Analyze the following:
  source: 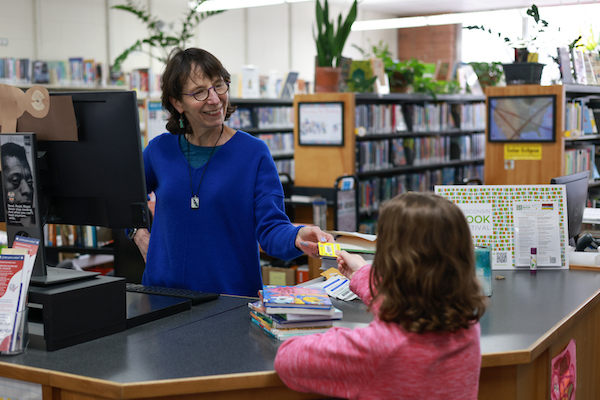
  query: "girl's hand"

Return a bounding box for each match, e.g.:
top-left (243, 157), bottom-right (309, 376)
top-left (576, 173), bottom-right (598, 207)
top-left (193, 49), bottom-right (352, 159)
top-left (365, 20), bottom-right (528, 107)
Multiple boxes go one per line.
top-left (336, 250), bottom-right (367, 280)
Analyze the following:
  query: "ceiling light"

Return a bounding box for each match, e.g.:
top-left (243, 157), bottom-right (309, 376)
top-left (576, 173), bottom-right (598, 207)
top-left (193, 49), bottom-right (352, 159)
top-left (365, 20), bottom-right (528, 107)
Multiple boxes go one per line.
top-left (352, 9), bottom-right (526, 31)
top-left (195, 0), bottom-right (310, 12)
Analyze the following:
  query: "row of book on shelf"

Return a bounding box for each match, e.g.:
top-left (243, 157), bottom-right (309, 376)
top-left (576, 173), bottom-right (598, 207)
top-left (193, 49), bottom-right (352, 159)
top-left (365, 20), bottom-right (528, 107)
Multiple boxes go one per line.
top-left (564, 145), bottom-right (600, 179)
top-left (558, 47), bottom-right (600, 86)
top-left (358, 164), bottom-right (485, 216)
top-left (44, 224), bottom-right (112, 249)
top-left (257, 133), bottom-right (294, 157)
top-left (565, 99), bottom-right (599, 137)
top-left (354, 102), bottom-right (486, 135)
top-left (0, 57), bottom-right (104, 87)
top-left (225, 106), bottom-right (294, 130)
top-left (356, 134), bottom-right (485, 173)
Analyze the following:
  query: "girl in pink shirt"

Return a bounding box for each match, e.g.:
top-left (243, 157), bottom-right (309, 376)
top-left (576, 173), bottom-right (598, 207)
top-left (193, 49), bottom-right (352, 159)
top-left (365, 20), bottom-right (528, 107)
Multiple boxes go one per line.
top-left (275, 192), bottom-right (487, 399)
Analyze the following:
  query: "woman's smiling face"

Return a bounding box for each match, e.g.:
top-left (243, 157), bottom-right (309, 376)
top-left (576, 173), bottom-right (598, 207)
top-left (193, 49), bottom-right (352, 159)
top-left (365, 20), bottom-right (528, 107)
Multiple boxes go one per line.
top-left (171, 65), bottom-right (229, 133)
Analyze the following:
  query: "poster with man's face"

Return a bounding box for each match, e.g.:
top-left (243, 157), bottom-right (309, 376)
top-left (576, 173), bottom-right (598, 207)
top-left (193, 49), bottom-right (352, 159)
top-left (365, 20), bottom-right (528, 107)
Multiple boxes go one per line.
top-left (0, 134), bottom-right (36, 227)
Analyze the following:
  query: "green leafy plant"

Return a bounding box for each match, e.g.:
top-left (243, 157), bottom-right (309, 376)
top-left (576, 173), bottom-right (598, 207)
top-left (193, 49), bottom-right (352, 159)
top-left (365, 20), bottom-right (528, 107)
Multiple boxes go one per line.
top-left (413, 76), bottom-right (460, 97)
top-left (371, 42), bottom-right (425, 87)
top-left (111, 0), bottom-right (223, 72)
top-left (314, 0), bottom-right (358, 68)
top-left (464, 4), bottom-right (548, 54)
top-left (469, 61), bottom-right (504, 88)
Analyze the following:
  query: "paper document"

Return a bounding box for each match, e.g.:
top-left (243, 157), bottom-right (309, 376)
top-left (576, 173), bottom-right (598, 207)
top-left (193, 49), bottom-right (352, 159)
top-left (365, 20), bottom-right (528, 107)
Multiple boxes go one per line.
top-left (583, 207), bottom-right (600, 223)
top-left (513, 202), bottom-right (562, 267)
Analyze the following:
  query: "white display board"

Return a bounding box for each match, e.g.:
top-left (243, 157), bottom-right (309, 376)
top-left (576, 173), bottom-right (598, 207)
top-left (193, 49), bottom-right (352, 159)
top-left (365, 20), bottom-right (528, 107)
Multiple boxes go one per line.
top-left (436, 185), bottom-right (568, 270)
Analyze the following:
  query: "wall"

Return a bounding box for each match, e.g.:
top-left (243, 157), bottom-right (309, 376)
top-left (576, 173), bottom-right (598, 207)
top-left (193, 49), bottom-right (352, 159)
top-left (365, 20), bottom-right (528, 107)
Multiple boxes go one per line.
top-left (0, 0), bottom-right (399, 86)
top-left (397, 24), bottom-right (459, 65)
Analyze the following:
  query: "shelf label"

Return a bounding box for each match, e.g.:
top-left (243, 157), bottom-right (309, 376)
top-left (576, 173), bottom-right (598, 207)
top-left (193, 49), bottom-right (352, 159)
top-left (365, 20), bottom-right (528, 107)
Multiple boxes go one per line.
top-left (504, 143), bottom-right (542, 160)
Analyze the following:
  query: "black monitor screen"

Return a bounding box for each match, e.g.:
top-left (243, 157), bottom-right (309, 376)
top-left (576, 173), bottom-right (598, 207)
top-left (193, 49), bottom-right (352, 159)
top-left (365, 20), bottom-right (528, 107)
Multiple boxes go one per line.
top-left (551, 170), bottom-right (589, 243)
top-left (37, 91), bottom-right (149, 229)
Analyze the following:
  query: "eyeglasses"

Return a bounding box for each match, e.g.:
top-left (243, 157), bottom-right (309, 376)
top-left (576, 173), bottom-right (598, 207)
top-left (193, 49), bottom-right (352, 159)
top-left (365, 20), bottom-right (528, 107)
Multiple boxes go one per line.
top-left (182, 82), bottom-right (229, 102)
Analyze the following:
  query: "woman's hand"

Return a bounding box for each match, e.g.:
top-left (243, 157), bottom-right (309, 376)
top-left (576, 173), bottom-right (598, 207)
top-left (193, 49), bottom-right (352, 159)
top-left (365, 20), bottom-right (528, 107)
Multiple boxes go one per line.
top-left (295, 226), bottom-right (335, 258)
top-left (336, 250), bottom-right (367, 280)
top-left (133, 228), bottom-right (151, 262)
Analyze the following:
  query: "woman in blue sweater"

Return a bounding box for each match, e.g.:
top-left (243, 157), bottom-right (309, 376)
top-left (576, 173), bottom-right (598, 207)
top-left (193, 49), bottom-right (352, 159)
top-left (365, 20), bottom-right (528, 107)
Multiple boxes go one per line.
top-left (129, 48), bottom-right (333, 297)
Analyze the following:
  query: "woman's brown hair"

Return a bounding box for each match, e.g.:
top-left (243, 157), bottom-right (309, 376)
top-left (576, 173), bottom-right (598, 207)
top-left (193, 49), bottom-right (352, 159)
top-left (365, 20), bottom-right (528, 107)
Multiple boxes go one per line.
top-left (370, 192), bottom-right (486, 333)
top-left (161, 47), bottom-right (237, 135)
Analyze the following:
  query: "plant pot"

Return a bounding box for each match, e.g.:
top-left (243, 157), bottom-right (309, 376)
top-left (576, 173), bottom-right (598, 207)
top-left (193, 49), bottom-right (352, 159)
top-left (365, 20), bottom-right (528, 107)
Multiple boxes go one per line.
top-left (514, 48), bottom-right (529, 63)
top-left (502, 62), bottom-right (544, 85)
top-left (389, 71), bottom-right (410, 93)
top-left (314, 67), bottom-right (341, 93)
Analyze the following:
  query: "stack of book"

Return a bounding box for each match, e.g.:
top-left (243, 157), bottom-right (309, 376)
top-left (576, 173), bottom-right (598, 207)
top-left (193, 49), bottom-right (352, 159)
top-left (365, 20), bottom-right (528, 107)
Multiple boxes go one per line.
top-left (249, 285), bottom-right (342, 340)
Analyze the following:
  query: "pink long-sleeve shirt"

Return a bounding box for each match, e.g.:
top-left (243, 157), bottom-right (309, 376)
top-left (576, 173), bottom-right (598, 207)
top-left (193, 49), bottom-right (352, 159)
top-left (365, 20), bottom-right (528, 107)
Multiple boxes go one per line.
top-left (274, 265), bottom-right (482, 400)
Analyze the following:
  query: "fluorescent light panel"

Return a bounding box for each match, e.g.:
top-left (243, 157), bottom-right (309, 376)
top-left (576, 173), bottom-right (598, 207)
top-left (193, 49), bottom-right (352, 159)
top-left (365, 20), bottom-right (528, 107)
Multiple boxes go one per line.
top-left (352, 9), bottom-right (525, 31)
top-left (195, 0), bottom-right (310, 12)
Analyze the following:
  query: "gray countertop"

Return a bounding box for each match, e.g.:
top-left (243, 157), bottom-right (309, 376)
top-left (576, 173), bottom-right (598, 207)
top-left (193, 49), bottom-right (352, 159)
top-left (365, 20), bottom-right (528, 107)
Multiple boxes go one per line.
top-left (0, 269), bottom-right (599, 384)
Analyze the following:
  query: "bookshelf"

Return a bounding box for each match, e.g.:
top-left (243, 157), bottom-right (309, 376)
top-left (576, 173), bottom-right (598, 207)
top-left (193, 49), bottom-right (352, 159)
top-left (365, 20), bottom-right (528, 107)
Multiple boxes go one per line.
top-left (228, 98), bottom-right (295, 179)
top-left (484, 84), bottom-right (600, 187)
top-left (294, 92), bottom-right (486, 233)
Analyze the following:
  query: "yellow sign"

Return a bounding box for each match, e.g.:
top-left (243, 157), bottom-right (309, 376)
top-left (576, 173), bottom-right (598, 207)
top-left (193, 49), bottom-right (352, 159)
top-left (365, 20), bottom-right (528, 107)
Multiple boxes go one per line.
top-left (504, 143), bottom-right (542, 160)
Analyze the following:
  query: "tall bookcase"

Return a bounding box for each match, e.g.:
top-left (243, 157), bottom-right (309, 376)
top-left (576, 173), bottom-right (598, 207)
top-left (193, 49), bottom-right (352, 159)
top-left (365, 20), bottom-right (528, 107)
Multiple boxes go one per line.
top-left (228, 98), bottom-right (295, 178)
top-left (294, 92), bottom-right (486, 233)
top-left (484, 84), bottom-right (600, 185)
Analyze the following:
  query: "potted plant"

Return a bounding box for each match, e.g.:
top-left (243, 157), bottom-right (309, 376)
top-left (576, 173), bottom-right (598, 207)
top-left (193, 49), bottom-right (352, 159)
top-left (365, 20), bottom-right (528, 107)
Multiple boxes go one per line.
top-left (469, 62), bottom-right (504, 88)
top-left (464, 4), bottom-right (548, 85)
top-left (370, 42), bottom-right (424, 92)
top-left (313, 0), bottom-right (358, 92)
top-left (111, 0), bottom-right (222, 73)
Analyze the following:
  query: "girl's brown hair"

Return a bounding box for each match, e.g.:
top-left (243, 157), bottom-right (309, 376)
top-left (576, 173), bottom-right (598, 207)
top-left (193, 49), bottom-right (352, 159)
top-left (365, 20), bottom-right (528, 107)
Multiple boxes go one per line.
top-left (370, 192), bottom-right (486, 333)
top-left (161, 47), bottom-right (236, 135)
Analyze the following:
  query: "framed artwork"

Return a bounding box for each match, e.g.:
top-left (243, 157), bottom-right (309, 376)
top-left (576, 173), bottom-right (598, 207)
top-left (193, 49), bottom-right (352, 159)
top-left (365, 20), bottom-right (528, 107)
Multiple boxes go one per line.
top-left (488, 94), bottom-right (557, 142)
top-left (298, 102), bottom-right (344, 146)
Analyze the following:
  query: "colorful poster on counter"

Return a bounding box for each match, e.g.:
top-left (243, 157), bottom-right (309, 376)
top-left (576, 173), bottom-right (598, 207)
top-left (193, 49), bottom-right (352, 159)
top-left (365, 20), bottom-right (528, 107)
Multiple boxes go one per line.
top-left (435, 185), bottom-right (568, 270)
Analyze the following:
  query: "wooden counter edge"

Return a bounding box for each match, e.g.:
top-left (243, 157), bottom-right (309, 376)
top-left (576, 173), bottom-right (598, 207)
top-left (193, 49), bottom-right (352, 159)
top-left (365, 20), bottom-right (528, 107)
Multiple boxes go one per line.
top-left (0, 361), bottom-right (50, 385)
top-left (121, 371), bottom-right (287, 398)
top-left (46, 368), bottom-right (314, 400)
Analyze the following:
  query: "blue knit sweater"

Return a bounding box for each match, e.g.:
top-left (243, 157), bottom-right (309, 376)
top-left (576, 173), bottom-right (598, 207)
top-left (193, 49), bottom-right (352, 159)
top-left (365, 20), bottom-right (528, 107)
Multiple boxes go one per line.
top-left (142, 131), bottom-right (303, 297)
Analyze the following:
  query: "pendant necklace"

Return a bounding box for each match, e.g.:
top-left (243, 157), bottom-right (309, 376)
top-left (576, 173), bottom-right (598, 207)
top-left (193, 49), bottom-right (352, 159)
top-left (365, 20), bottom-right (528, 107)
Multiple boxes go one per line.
top-left (187, 124), bottom-right (224, 209)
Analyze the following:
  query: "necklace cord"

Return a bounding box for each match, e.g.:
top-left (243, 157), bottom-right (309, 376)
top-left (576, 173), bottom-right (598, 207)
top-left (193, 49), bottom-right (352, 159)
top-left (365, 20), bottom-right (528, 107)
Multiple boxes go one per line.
top-left (187, 124), bottom-right (225, 206)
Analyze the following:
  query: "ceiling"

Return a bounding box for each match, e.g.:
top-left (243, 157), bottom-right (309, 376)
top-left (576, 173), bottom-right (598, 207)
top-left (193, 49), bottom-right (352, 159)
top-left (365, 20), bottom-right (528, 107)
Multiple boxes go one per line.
top-left (335, 0), bottom-right (599, 17)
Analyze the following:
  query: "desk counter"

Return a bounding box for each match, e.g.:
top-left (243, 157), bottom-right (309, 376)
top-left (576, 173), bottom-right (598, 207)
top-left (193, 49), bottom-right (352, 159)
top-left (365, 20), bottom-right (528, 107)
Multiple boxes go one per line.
top-left (0, 269), bottom-right (599, 399)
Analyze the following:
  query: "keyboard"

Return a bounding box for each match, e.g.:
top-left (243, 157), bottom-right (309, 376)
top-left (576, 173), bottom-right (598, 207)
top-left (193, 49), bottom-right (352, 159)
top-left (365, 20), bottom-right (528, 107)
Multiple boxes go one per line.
top-left (125, 283), bottom-right (220, 306)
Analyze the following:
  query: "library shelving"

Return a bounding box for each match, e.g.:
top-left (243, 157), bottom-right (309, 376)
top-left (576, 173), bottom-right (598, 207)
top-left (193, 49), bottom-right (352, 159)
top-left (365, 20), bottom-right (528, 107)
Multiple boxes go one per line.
top-left (293, 92), bottom-right (486, 233)
top-left (228, 97), bottom-right (295, 179)
top-left (484, 84), bottom-right (600, 188)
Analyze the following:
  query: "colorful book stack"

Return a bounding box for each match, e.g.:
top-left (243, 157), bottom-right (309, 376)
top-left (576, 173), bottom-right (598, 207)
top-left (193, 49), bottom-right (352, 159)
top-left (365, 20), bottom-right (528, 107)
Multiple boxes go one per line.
top-left (249, 285), bottom-right (342, 340)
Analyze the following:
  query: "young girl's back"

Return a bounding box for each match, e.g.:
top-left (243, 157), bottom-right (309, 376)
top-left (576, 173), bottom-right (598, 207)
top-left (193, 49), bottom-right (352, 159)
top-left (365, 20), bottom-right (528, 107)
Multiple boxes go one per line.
top-left (275, 192), bottom-right (486, 399)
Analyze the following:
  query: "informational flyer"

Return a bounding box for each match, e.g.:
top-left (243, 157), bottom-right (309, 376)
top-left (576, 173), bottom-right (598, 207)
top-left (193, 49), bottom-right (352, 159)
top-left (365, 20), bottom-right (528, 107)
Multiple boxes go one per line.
top-left (0, 254), bottom-right (26, 352)
top-left (513, 201), bottom-right (561, 267)
top-left (435, 185), bottom-right (568, 270)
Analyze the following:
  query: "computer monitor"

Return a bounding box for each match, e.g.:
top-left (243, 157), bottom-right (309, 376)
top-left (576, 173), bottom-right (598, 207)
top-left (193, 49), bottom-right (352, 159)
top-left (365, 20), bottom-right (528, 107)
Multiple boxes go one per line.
top-left (37, 91), bottom-right (149, 229)
top-left (3, 91), bottom-right (150, 285)
top-left (551, 170), bottom-right (590, 246)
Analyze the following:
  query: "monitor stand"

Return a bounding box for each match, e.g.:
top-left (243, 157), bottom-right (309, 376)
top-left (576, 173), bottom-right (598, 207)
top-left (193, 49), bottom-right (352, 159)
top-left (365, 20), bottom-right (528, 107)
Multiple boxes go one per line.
top-left (29, 267), bottom-right (100, 286)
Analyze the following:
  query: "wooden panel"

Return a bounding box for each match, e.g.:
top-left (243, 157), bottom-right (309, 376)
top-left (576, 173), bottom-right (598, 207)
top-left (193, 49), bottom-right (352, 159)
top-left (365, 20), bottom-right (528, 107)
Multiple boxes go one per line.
top-left (293, 93), bottom-right (356, 188)
top-left (478, 365), bottom-right (517, 399)
top-left (484, 85), bottom-right (565, 185)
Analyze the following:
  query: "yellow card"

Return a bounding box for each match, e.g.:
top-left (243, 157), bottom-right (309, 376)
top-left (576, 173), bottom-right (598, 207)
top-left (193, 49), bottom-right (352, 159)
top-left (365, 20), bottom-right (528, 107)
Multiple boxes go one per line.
top-left (318, 242), bottom-right (340, 258)
top-left (321, 267), bottom-right (343, 279)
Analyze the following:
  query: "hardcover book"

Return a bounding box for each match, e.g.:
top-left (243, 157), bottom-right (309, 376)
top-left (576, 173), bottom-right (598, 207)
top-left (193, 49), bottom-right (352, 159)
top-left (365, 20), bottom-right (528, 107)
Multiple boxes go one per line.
top-left (261, 285), bottom-right (332, 309)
